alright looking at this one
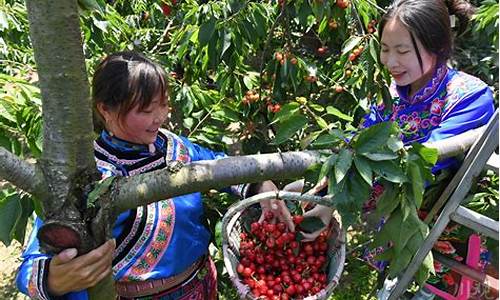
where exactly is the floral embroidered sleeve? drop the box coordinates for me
[425,85,494,143]
[16,218,87,300]
[15,218,53,300]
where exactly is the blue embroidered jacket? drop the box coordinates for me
[16,129,245,300]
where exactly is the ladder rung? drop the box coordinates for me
[485,152,500,174]
[450,206,499,240]
[433,252,499,293]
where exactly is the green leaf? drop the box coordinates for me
[315,116,329,129]
[374,182,400,218]
[355,122,397,154]
[303,163,322,192]
[415,253,434,286]
[252,8,267,37]
[87,177,116,208]
[220,30,232,59]
[348,172,371,207]
[273,114,308,145]
[0,193,22,246]
[388,248,412,279]
[198,18,217,47]
[311,133,342,148]
[271,102,300,124]
[298,216,325,233]
[373,209,402,248]
[326,106,353,122]
[353,156,373,186]
[395,210,420,254]
[214,220,222,247]
[13,195,34,244]
[410,142,438,166]
[335,149,353,183]
[362,152,399,161]
[319,154,337,183]
[371,161,407,183]
[408,161,424,208]
[318,16,328,34]
[341,36,363,55]
[369,38,379,64]
[78,0,103,13]
[387,136,404,152]
[335,200,357,227]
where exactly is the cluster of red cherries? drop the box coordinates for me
[236,211,330,299]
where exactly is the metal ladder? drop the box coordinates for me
[387,109,499,300]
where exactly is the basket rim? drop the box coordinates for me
[221,191,346,300]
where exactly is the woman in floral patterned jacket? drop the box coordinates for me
[16,51,294,300]
[362,0,495,298]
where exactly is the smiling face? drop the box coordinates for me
[380,18,437,95]
[98,93,168,145]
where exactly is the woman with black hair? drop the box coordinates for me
[301,0,495,298]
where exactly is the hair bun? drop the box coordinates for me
[444,0,477,33]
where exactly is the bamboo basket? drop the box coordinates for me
[222,191,346,300]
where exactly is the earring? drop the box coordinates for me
[148,143,155,154]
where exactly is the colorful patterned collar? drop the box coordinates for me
[396,63,448,105]
[99,130,166,155]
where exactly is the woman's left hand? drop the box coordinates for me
[259,198,295,232]
[254,181,295,232]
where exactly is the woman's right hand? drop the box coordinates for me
[47,239,115,296]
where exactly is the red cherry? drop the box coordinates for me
[161,4,171,16]
[317,47,327,55]
[264,210,274,221]
[336,0,349,9]
[285,284,296,296]
[292,215,304,225]
[237,263,245,274]
[272,104,281,113]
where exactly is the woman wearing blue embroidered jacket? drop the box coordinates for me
[16,51,295,300]
[293,0,495,242]
[297,0,495,297]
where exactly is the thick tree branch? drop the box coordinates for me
[423,125,486,160]
[0,148,47,197]
[114,151,324,212]
[113,127,486,213]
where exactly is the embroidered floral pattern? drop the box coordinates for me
[28,258,50,300]
[119,131,193,281]
[384,89,447,143]
[126,200,175,281]
[434,240,456,255]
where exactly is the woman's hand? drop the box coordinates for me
[301,177,332,241]
[300,204,334,242]
[47,239,115,296]
[254,181,295,232]
[259,197,295,232]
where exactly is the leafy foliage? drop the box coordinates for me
[0,0,498,296]
[305,121,438,285]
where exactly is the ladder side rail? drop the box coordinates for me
[387,112,499,300]
[424,110,499,223]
